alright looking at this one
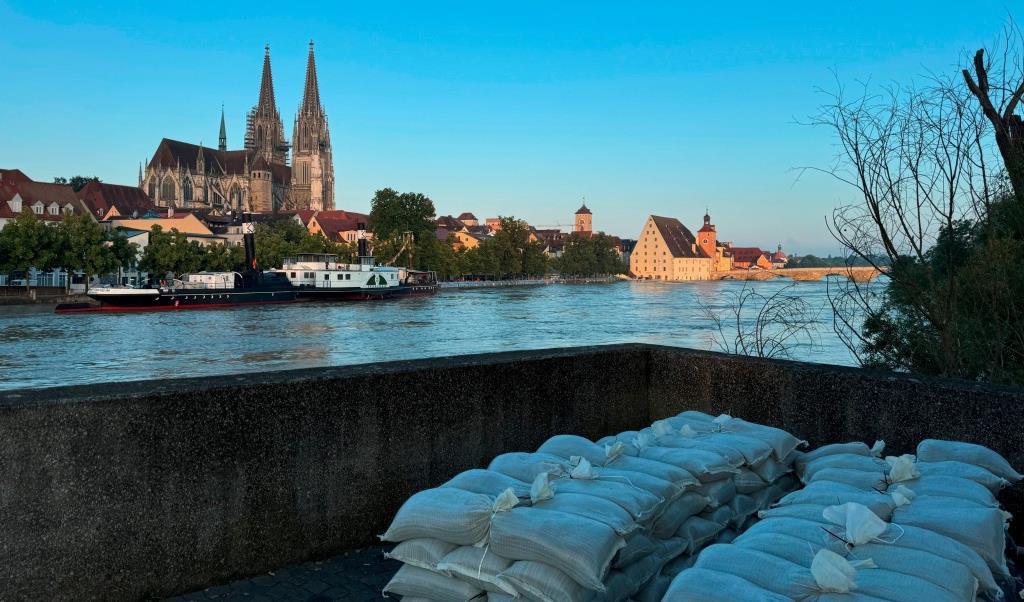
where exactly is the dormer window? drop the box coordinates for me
[32,202,43,215]
[10,197,21,213]
[63,204,75,214]
[48,203,59,216]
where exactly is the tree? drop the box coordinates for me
[698,282,821,359]
[56,213,115,292]
[202,243,246,272]
[554,233,625,277]
[139,225,204,279]
[812,22,1024,384]
[108,230,140,283]
[53,176,101,192]
[0,210,58,291]
[369,188,437,269]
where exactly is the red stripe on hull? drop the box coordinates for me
[55,300,297,314]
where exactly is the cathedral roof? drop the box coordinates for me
[300,41,322,115]
[257,45,278,115]
[149,138,290,182]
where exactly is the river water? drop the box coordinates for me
[0,279,867,391]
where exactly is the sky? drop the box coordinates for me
[0,2,1018,254]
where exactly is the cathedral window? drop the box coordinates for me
[147,179,156,200]
[229,185,242,209]
[183,178,193,205]
[161,177,176,202]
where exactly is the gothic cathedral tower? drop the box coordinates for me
[245,45,288,165]
[292,41,335,210]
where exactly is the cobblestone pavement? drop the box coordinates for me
[164,546,399,602]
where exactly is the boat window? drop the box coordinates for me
[290,272,296,278]
[304,272,314,279]
[346,274,351,280]
[336,274,344,280]
[324,274,330,280]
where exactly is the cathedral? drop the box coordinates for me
[140,42,335,213]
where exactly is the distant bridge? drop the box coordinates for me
[720,266,885,283]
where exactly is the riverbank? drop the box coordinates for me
[0,289,90,306]
[440,275,623,289]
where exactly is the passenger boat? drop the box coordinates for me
[273,239,438,301]
[55,219,297,313]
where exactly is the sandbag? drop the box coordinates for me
[662,566,795,602]
[735,468,768,493]
[794,442,872,472]
[676,515,725,554]
[699,505,734,528]
[901,474,998,507]
[727,494,759,528]
[383,564,484,601]
[651,492,708,539]
[489,452,568,483]
[499,560,591,602]
[614,532,659,569]
[917,438,1023,483]
[549,474,664,522]
[750,454,793,483]
[533,491,638,536]
[381,487,497,545]
[916,460,1009,493]
[882,523,1001,596]
[436,545,517,595]
[669,412,807,460]
[537,434,608,467]
[799,453,887,482]
[694,478,737,509]
[383,538,457,571]
[892,502,1008,575]
[634,573,672,602]
[850,542,977,600]
[632,444,739,482]
[489,507,624,591]
[803,466,887,490]
[773,480,896,520]
[692,544,817,598]
[442,468,531,497]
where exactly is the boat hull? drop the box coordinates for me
[295,284,439,301]
[57,289,297,313]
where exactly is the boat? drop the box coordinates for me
[55,218,297,313]
[273,238,438,301]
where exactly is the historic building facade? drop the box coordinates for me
[630,215,715,281]
[141,44,335,214]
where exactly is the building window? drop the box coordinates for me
[161,177,176,202]
[48,204,58,216]
[183,178,193,204]
[230,185,242,209]
[148,178,156,200]
[33,204,42,214]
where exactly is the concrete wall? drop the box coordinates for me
[1,343,1022,600]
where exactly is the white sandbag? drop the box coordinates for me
[614,532,659,569]
[489,507,624,591]
[383,564,485,601]
[549,474,664,522]
[845,568,964,602]
[381,487,499,545]
[488,594,517,602]
[676,515,725,554]
[489,452,569,483]
[565,457,679,505]
[383,538,457,571]
[727,494,759,528]
[604,444,701,488]
[597,548,667,602]
[735,468,768,493]
[662,567,794,602]
[634,573,672,602]
[750,473,800,510]
[699,505,735,528]
[538,434,608,466]
[651,492,708,539]
[691,544,817,598]
[883,523,1001,596]
[643,432,747,467]
[799,453,887,482]
[794,442,871,473]
[851,542,978,600]
[757,503,832,525]
[741,516,834,547]
[803,467,887,491]
[442,468,531,497]
[499,560,591,602]
[917,439,1023,483]
[773,480,896,520]
[533,491,638,536]
[892,502,1008,575]
[821,502,887,545]
[750,455,793,483]
[734,531,826,566]
[669,412,807,460]
[631,443,739,482]
[436,545,517,595]
[694,478,737,509]
[916,460,1010,493]
[901,474,998,507]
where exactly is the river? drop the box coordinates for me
[0,279,868,391]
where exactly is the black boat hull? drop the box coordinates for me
[56,289,297,313]
[295,284,438,301]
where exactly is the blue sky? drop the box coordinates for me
[0,2,1016,254]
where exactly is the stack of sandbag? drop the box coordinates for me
[380,411,805,602]
[661,438,1021,601]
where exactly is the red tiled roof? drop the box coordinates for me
[650,215,706,258]
[457,212,477,221]
[730,247,767,262]
[77,181,154,218]
[0,169,31,187]
[436,215,465,231]
[576,204,592,215]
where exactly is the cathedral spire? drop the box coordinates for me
[258,44,277,113]
[300,40,322,114]
[218,104,227,151]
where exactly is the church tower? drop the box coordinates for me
[697,210,717,258]
[574,201,593,237]
[292,41,334,210]
[218,105,227,151]
[245,45,288,165]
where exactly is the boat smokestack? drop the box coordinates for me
[357,221,372,266]
[242,213,257,271]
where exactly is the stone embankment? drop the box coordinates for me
[720,266,884,282]
[0,286,90,306]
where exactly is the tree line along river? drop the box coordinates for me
[0,279,864,391]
